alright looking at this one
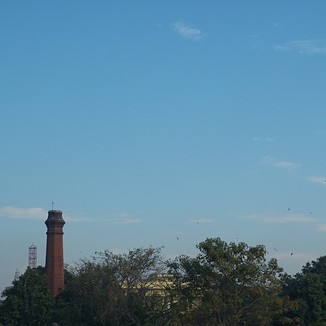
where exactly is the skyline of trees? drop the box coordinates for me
[1,237,326,325]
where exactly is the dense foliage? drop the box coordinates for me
[0,266,54,325]
[167,238,285,325]
[54,247,169,325]
[281,256,326,325]
[2,238,326,325]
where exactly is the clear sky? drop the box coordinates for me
[1,1,326,294]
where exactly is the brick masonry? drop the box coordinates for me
[45,210,65,297]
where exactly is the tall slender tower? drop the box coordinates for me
[28,244,37,268]
[45,210,65,297]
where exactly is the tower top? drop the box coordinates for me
[49,209,63,214]
[45,210,65,226]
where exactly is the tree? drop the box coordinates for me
[168,237,285,325]
[0,266,55,326]
[281,256,326,325]
[55,247,170,325]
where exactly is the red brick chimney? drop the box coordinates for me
[45,210,65,297]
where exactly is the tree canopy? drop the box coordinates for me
[168,238,285,325]
[2,238,326,325]
[0,266,54,326]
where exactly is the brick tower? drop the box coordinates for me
[45,210,65,297]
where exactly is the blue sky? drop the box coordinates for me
[1,1,326,293]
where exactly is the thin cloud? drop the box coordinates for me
[0,206,92,223]
[171,22,203,41]
[242,34,265,49]
[275,39,326,54]
[64,214,93,223]
[260,156,301,170]
[109,213,142,225]
[273,22,284,28]
[307,176,326,185]
[316,224,326,232]
[247,213,315,224]
[0,206,47,220]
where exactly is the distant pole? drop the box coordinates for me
[28,244,37,268]
[14,268,20,281]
